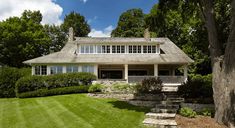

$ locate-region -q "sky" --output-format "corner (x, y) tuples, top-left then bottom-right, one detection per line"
(0, 0), (157, 37)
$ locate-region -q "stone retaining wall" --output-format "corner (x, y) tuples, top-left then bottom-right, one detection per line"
(180, 103), (214, 112)
(87, 93), (134, 100)
(88, 93), (163, 107)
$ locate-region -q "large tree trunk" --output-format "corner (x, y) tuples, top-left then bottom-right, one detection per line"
(200, 0), (235, 127)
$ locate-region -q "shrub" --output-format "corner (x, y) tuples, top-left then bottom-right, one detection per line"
(15, 72), (96, 97)
(18, 85), (89, 98)
(88, 84), (104, 93)
(136, 77), (162, 94)
(178, 74), (213, 101)
(198, 108), (215, 117)
(179, 107), (197, 118)
(0, 67), (24, 98)
(111, 83), (136, 93)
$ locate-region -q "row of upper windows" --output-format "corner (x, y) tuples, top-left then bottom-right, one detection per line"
(79, 45), (160, 54)
(34, 65), (94, 75)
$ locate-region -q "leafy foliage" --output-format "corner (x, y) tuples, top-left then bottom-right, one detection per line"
(136, 77), (162, 94)
(146, 1), (211, 75)
(88, 84), (104, 93)
(198, 108), (215, 117)
(0, 67), (22, 97)
(61, 11), (90, 37)
(111, 8), (146, 37)
(178, 74), (213, 100)
(0, 10), (51, 67)
(15, 72), (96, 96)
(179, 107), (197, 118)
(44, 25), (66, 53)
(18, 86), (89, 98)
(110, 83), (136, 94)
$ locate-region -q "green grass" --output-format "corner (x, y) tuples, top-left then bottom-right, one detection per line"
(0, 94), (149, 128)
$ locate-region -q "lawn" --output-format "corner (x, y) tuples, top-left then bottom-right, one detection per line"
(0, 94), (149, 128)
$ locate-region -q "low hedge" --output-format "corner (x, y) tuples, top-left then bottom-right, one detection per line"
(15, 72), (96, 97)
(18, 86), (89, 98)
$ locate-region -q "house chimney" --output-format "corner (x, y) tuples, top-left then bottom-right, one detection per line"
(144, 28), (151, 41)
(68, 27), (74, 41)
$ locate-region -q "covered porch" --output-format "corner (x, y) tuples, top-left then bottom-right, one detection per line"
(97, 64), (188, 84)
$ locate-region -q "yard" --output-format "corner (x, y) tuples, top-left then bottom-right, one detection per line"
(0, 94), (149, 128)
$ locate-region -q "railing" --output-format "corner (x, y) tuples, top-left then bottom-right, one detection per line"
(128, 76), (185, 84)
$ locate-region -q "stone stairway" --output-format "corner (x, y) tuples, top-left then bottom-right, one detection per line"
(143, 86), (184, 128)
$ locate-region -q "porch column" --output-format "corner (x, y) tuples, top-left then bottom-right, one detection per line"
(124, 64), (128, 82)
(184, 65), (188, 82)
(32, 66), (35, 75)
(172, 68), (175, 76)
(94, 64), (98, 79)
(154, 64), (158, 77)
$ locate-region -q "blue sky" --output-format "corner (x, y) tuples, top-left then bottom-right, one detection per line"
(0, 0), (157, 37)
(55, 0), (157, 30)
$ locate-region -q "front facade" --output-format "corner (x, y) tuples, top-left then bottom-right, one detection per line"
(24, 30), (193, 84)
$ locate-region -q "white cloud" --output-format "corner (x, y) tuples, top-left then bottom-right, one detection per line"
(88, 25), (114, 37)
(0, 0), (63, 25)
(88, 16), (98, 24)
(81, 0), (88, 3)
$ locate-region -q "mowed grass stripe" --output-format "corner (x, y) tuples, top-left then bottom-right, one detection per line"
(15, 100), (26, 127)
(0, 99), (4, 128)
(0, 94), (148, 128)
(42, 97), (93, 128)
(19, 98), (59, 128)
(55, 94), (147, 128)
(36, 99), (67, 128)
(54, 95), (111, 127)
(0, 99), (18, 128)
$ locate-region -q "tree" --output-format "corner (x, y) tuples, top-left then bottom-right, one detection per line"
(111, 8), (146, 37)
(198, 0), (235, 126)
(0, 10), (50, 67)
(147, 1), (234, 126)
(61, 11), (90, 37)
(44, 25), (66, 53)
(146, 1), (211, 75)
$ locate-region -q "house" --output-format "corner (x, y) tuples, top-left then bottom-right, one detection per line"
(24, 28), (193, 84)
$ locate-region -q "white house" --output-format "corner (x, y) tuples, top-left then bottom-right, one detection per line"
(24, 28), (193, 84)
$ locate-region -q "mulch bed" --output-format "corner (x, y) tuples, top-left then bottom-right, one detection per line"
(175, 115), (227, 128)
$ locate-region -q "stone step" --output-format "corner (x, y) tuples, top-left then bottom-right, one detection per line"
(162, 87), (178, 92)
(146, 113), (176, 119)
(155, 104), (179, 109)
(127, 100), (159, 107)
(160, 100), (182, 105)
(143, 118), (177, 128)
(166, 98), (184, 103)
(151, 108), (178, 113)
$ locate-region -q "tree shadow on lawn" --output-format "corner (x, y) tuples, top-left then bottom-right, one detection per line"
(107, 100), (150, 113)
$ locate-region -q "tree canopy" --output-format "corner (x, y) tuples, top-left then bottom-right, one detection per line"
(0, 10), (50, 67)
(111, 8), (146, 37)
(61, 11), (90, 37)
(146, 1), (211, 75)
(44, 25), (66, 53)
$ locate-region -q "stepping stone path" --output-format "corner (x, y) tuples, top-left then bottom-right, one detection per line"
(143, 86), (184, 128)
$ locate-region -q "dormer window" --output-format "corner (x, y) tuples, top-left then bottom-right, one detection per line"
(79, 44), (161, 54)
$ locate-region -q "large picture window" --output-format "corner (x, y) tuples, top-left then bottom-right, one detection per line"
(82, 65), (94, 73)
(50, 66), (63, 74)
(35, 65), (47, 75)
(66, 66), (78, 73)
